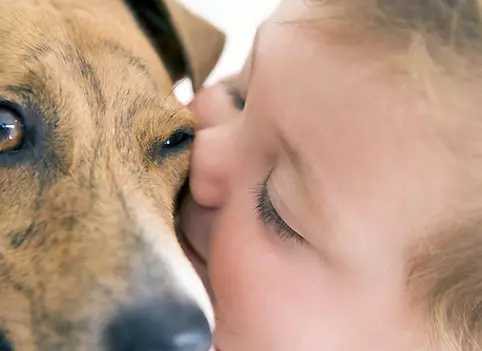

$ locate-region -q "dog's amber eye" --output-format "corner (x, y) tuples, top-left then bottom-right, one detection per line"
(0, 107), (24, 152)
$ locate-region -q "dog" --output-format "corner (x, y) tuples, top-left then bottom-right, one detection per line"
(0, 0), (225, 350)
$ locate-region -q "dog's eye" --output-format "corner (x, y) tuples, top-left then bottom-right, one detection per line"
(0, 105), (24, 152)
(163, 129), (194, 149)
(150, 128), (195, 163)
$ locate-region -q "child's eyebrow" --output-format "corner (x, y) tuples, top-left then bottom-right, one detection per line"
(276, 128), (316, 207)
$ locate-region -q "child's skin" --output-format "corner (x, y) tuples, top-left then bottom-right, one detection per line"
(177, 0), (466, 350)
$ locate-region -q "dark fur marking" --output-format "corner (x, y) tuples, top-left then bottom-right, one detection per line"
(117, 88), (137, 138)
(101, 40), (153, 80)
(75, 50), (106, 113)
(10, 224), (35, 248)
(104, 151), (133, 220)
(8, 219), (50, 249)
(21, 42), (107, 115)
(59, 47), (76, 66)
(24, 43), (53, 64)
(88, 135), (103, 198)
(115, 94), (154, 152)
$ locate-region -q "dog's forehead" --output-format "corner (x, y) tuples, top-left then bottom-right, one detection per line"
(2, 0), (167, 77)
(0, 0), (178, 97)
(0, 0), (193, 142)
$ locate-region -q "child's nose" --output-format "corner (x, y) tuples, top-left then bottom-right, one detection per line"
(189, 119), (241, 208)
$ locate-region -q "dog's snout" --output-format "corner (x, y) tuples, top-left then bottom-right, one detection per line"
(104, 297), (212, 351)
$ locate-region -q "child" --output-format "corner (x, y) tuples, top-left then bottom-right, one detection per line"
(178, 0), (482, 350)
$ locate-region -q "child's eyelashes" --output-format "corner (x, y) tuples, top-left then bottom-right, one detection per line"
(254, 176), (304, 245)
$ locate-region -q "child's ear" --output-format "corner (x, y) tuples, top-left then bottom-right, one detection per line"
(126, 0), (226, 91)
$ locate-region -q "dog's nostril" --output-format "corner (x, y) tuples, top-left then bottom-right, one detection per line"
(0, 330), (13, 351)
(104, 297), (212, 351)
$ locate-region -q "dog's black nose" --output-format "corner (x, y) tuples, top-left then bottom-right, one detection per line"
(104, 298), (212, 351)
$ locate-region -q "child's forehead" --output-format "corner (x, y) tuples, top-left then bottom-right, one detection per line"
(248, 19), (467, 178)
(252, 17), (474, 110)
(251, 22), (411, 101)
(248, 7), (478, 164)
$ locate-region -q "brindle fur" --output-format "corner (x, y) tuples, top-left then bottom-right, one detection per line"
(0, 0), (223, 350)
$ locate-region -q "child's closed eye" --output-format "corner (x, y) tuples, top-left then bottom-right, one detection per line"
(254, 176), (305, 245)
(227, 87), (246, 110)
(221, 77), (246, 111)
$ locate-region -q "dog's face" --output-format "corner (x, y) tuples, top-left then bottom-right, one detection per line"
(0, 0), (224, 350)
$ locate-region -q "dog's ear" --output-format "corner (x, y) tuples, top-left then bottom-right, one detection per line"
(126, 0), (225, 91)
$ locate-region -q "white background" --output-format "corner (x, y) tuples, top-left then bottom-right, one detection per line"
(174, 0), (281, 103)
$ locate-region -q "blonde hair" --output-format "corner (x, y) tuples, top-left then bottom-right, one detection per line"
(306, 0), (482, 44)
(303, 0), (482, 76)
(304, 1), (482, 350)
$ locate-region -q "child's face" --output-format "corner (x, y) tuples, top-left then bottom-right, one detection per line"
(181, 1), (460, 350)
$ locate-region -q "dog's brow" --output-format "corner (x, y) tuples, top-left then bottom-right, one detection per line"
(101, 40), (153, 78)
(22, 40), (152, 81)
